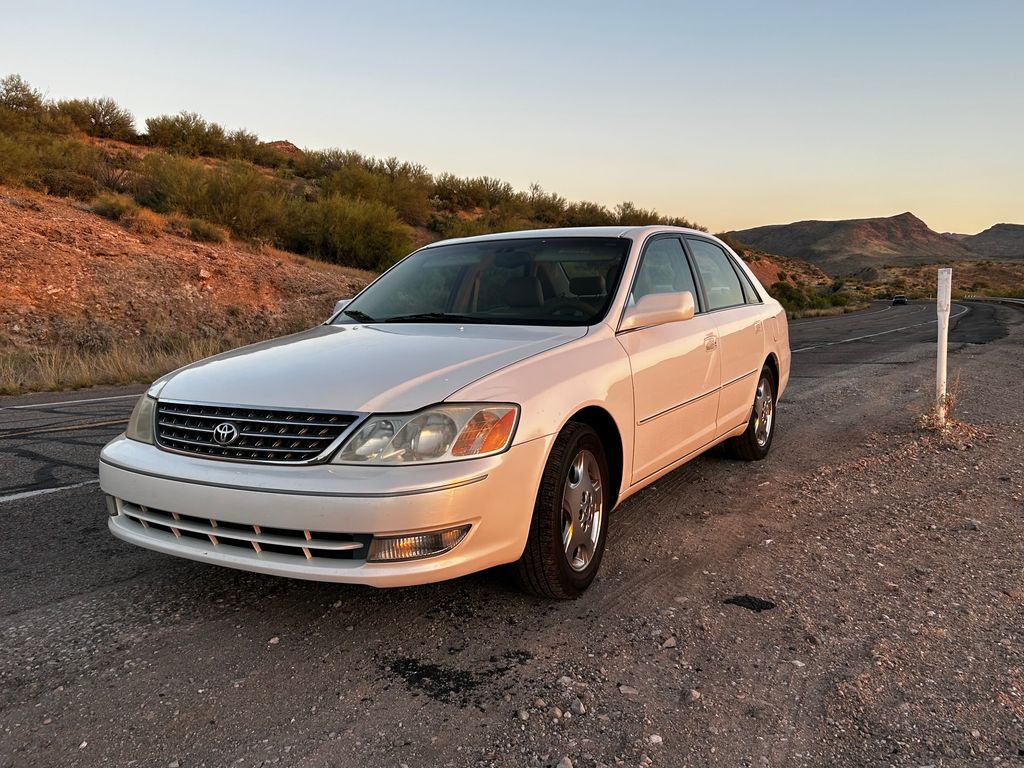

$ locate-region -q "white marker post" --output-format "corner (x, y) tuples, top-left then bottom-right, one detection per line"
(936, 268), (952, 428)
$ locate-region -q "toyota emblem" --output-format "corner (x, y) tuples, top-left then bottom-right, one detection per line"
(212, 422), (239, 445)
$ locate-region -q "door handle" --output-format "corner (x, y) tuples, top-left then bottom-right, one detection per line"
(704, 333), (718, 351)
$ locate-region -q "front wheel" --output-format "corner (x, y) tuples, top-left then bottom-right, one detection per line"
(725, 365), (776, 461)
(515, 422), (610, 599)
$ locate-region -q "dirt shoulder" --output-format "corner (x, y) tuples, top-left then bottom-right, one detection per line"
(1, 307), (1022, 768)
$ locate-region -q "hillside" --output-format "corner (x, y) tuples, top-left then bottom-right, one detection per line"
(739, 247), (830, 288)
(729, 212), (975, 276)
(962, 223), (1024, 259)
(0, 187), (374, 392)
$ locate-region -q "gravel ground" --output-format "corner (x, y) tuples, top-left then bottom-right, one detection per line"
(2, 302), (1022, 767)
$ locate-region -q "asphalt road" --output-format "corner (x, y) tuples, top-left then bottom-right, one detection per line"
(0, 300), (1014, 767)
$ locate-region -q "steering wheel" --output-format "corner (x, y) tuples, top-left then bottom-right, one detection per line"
(543, 298), (594, 317)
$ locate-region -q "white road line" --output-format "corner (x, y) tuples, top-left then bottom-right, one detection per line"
(792, 304), (969, 353)
(0, 479), (100, 505)
(1, 393), (140, 411)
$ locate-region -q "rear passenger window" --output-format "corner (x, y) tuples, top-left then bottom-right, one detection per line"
(735, 265), (761, 303)
(687, 239), (745, 311)
(631, 237), (700, 310)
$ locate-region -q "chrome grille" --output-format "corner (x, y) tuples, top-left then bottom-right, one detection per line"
(155, 400), (360, 463)
(118, 501), (371, 561)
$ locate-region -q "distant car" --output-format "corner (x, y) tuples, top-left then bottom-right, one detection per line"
(100, 227), (791, 598)
(892, 295), (908, 305)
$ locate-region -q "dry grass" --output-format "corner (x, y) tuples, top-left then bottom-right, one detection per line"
(0, 337), (228, 395)
(916, 370), (962, 432)
(788, 302), (870, 319)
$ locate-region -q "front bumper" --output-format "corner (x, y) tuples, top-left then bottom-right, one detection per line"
(99, 434), (552, 587)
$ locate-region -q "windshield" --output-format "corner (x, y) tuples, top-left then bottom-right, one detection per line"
(336, 237), (631, 326)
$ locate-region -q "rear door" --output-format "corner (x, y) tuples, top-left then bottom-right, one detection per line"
(685, 237), (766, 435)
(616, 235), (721, 483)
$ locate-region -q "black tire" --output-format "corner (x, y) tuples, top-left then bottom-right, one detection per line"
(515, 422), (610, 599)
(725, 365), (777, 461)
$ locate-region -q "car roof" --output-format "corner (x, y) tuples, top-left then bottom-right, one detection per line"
(421, 225), (711, 248)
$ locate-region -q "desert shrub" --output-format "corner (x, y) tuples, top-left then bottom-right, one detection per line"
(430, 215), (494, 239)
(0, 74), (44, 115)
(562, 200), (616, 227)
(203, 161), (284, 239)
(528, 184), (568, 225)
(145, 111), (230, 156)
(30, 136), (102, 177)
(715, 232), (746, 257)
(613, 201), (704, 229)
(55, 97), (136, 140)
(41, 169), (98, 200)
(0, 133), (36, 182)
(167, 216), (226, 243)
(93, 150), (139, 193)
(285, 195), (411, 270)
(125, 208), (163, 238)
(91, 192), (139, 221)
(248, 143), (290, 168)
(768, 281), (806, 312)
(292, 148), (353, 179)
(769, 281), (855, 315)
(134, 153), (209, 214)
(318, 154), (432, 226)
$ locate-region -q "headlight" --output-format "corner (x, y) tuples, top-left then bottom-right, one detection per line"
(125, 395), (157, 444)
(334, 404), (519, 465)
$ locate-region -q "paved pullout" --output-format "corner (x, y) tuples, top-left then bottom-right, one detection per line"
(2, 301), (1022, 767)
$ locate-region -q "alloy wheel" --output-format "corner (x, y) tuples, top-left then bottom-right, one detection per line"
(753, 375), (774, 447)
(561, 449), (604, 572)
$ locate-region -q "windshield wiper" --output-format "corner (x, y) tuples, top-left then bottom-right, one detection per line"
(382, 312), (490, 324)
(342, 308), (377, 323)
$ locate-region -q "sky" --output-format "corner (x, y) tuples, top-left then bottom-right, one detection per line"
(2, 0), (1022, 234)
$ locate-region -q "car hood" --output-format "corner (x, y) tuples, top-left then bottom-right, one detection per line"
(158, 323), (586, 413)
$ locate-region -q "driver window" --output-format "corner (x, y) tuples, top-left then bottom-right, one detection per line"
(631, 237), (700, 310)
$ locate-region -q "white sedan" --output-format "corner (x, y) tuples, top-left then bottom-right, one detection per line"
(100, 226), (790, 598)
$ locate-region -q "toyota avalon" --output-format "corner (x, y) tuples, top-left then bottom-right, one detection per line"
(100, 227), (791, 598)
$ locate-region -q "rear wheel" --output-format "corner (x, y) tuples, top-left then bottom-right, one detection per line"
(516, 422), (610, 599)
(725, 365), (776, 461)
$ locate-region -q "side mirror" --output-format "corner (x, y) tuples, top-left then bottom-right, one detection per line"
(332, 299), (350, 319)
(619, 291), (695, 332)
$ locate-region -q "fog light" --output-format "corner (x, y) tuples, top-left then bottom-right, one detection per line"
(368, 525), (470, 562)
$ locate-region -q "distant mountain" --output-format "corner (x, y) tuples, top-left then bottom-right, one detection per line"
(942, 232), (970, 241)
(728, 213), (975, 276)
(962, 223), (1024, 260)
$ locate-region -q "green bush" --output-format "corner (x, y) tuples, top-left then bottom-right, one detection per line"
(41, 169), (98, 200)
(134, 153), (209, 214)
(562, 200), (616, 227)
(768, 281), (855, 315)
(203, 161), (284, 239)
(167, 216), (226, 243)
(318, 154), (432, 226)
(145, 111), (230, 157)
(54, 97), (136, 140)
(0, 74), (44, 115)
(715, 232), (746, 257)
(0, 133), (36, 182)
(285, 195), (411, 270)
(91, 192), (139, 221)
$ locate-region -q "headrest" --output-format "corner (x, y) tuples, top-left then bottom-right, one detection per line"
(570, 275), (606, 296)
(505, 276), (544, 307)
